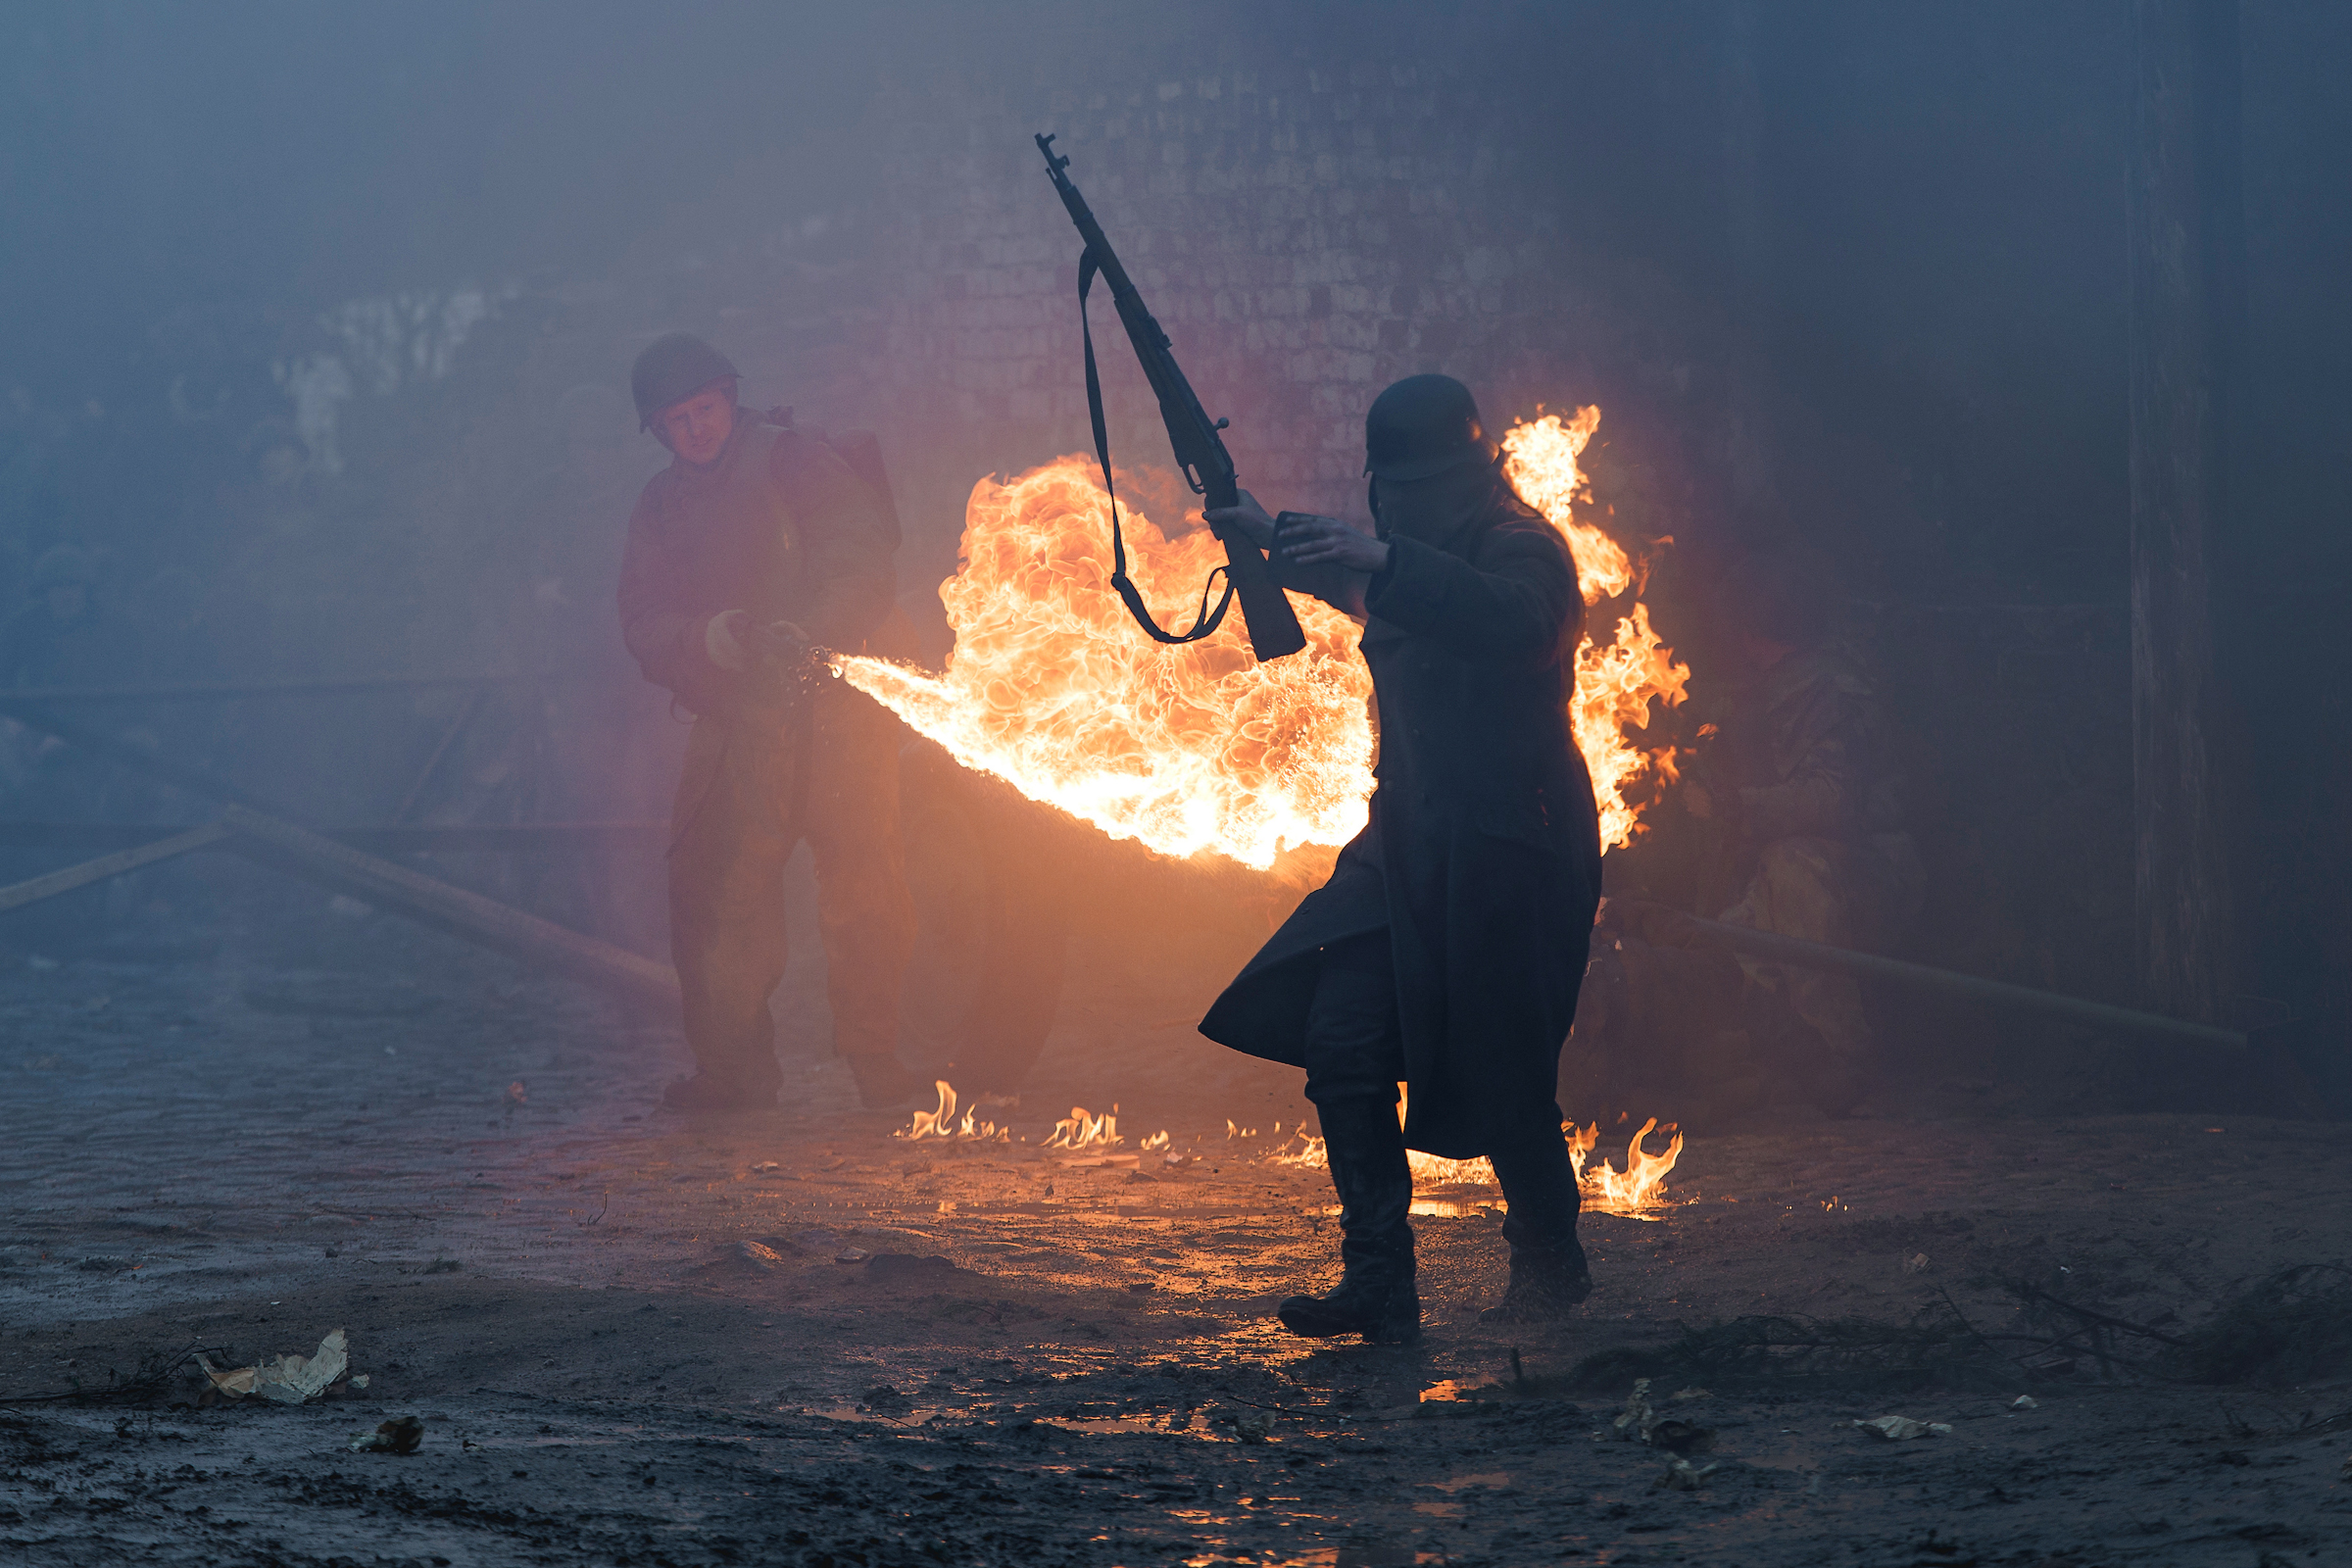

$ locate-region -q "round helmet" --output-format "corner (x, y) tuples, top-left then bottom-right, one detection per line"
(31, 545), (96, 592)
(1364, 373), (1494, 481)
(629, 333), (739, 431)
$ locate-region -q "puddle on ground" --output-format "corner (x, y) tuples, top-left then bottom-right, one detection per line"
(805, 1404), (1227, 1440)
(1186, 1542), (1440, 1567)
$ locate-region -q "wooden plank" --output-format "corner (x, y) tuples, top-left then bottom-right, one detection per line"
(217, 806), (679, 1010)
(0, 824), (230, 915)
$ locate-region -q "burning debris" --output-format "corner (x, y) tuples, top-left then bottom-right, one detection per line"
(897, 1081), (1011, 1143)
(1572, 1118), (1686, 1215)
(885, 1080), (1682, 1215)
(1043, 1104), (1121, 1151)
(838, 411), (1686, 867)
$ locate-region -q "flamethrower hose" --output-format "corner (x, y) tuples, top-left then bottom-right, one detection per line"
(1627, 902), (2250, 1051)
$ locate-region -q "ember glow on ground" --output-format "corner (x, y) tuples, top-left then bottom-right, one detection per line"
(6, 945), (2351, 1566)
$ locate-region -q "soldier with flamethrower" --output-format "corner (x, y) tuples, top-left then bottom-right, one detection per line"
(616, 333), (922, 1113)
(1199, 374), (1606, 1343)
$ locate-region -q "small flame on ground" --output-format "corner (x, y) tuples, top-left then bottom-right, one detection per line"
(1140, 1130), (1172, 1152)
(1271, 1104), (1686, 1216)
(1044, 1104), (1121, 1151)
(893, 1080), (1011, 1143)
(1571, 1117), (1684, 1214)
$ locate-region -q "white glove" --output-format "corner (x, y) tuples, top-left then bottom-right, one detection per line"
(704, 610), (752, 671)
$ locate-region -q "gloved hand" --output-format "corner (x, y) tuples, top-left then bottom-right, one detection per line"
(705, 610), (754, 671)
(705, 611), (809, 672)
(741, 617), (809, 666)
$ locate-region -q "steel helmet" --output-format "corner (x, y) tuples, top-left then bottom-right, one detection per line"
(630, 333), (739, 431)
(1363, 373), (1495, 481)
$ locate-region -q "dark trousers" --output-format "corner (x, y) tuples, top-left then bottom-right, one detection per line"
(667, 690), (914, 1093)
(1303, 932), (1583, 1268)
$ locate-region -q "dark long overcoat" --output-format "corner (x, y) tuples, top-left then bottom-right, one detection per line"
(1198, 487), (1603, 1159)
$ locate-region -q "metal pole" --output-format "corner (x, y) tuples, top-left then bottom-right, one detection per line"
(1639, 905), (2249, 1051)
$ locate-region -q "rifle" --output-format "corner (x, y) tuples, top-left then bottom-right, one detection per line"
(1035, 132), (1307, 662)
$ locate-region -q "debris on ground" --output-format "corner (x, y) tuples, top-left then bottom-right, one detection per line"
(2167, 1263), (2352, 1386)
(1612, 1377), (1658, 1441)
(723, 1240), (790, 1273)
(199, 1328), (348, 1404)
(1853, 1415), (1951, 1441)
(349, 1415), (424, 1454)
(2011, 1395), (2037, 1409)
(1653, 1454), (1720, 1490)
(1206, 1406), (1275, 1443)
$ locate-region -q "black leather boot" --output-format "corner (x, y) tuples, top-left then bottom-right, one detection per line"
(1278, 1098), (1420, 1345)
(1483, 1133), (1593, 1322)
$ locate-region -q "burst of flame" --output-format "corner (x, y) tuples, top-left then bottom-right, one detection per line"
(1499, 411), (1690, 850)
(1044, 1104), (1121, 1151)
(894, 1080), (1010, 1143)
(838, 460), (1373, 868)
(839, 409), (1684, 863)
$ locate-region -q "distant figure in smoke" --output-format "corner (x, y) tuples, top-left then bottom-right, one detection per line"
(1200, 374), (1605, 1343)
(616, 333), (920, 1112)
(0, 545), (118, 690)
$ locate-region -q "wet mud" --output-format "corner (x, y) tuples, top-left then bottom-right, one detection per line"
(5, 931), (2351, 1565)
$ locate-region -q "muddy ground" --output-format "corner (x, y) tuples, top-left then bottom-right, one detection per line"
(4, 905), (2351, 1568)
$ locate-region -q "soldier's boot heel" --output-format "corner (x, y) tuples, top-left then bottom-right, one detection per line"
(1277, 1270), (1421, 1345)
(1282, 1097), (1419, 1343)
(1485, 1132), (1591, 1322)
(1478, 1242), (1592, 1324)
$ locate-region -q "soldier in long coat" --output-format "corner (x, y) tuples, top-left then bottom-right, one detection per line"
(1200, 374), (1604, 1344)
